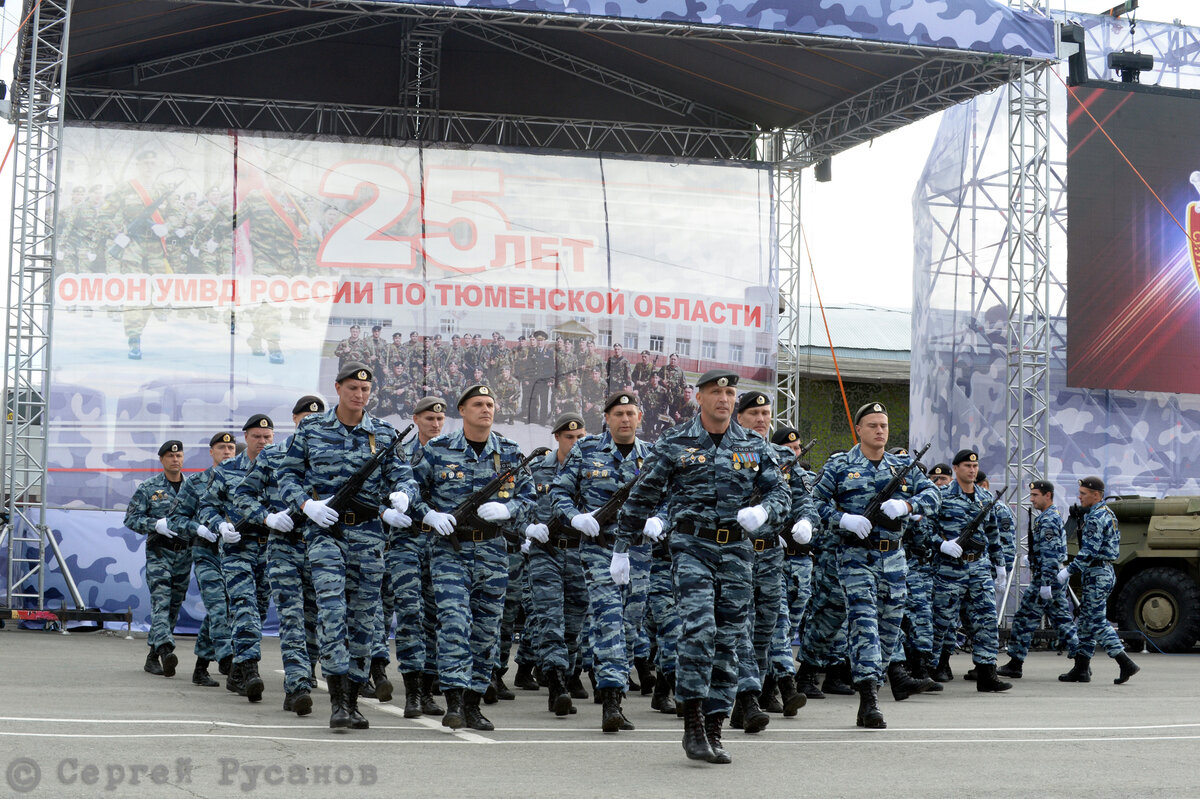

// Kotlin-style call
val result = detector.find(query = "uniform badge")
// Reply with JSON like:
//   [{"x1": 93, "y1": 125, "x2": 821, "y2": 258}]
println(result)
[
  {"x1": 601, "y1": 470, "x2": 609, "y2": 477},
  {"x1": 456, "y1": 472, "x2": 464, "y2": 479},
  {"x1": 698, "y1": 455, "x2": 706, "y2": 463}
]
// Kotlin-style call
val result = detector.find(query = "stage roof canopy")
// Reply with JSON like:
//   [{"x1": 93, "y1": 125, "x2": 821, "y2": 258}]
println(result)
[{"x1": 54, "y1": 0, "x2": 1055, "y2": 162}]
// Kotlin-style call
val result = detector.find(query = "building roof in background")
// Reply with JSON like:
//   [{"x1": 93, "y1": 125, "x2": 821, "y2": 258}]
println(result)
[{"x1": 792, "y1": 305, "x2": 911, "y2": 383}]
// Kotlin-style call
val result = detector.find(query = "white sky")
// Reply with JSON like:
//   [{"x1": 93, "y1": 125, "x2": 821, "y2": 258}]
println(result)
[{"x1": 0, "y1": 1, "x2": 1196, "y2": 313}]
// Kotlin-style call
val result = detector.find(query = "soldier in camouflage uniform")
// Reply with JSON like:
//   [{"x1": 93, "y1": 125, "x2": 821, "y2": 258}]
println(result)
[
  {"x1": 378, "y1": 362, "x2": 416, "y2": 419},
  {"x1": 162, "y1": 192, "x2": 196, "y2": 276},
  {"x1": 486, "y1": 333, "x2": 513, "y2": 382},
  {"x1": 553, "y1": 372, "x2": 583, "y2": 418},
  {"x1": 605, "y1": 344, "x2": 632, "y2": 394},
  {"x1": 493, "y1": 365, "x2": 522, "y2": 424},
  {"x1": 198, "y1": 415, "x2": 277, "y2": 703},
  {"x1": 631, "y1": 351, "x2": 656, "y2": 396},
  {"x1": 810, "y1": 403, "x2": 941, "y2": 728},
  {"x1": 552, "y1": 392, "x2": 652, "y2": 734},
  {"x1": 639, "y1": 373, "x2": 670, "y2": 439},
  {"x1": 232, "y1": 396, "x2": 328, "y2": 717},
  {"x1": 124, "y1": 440, "x2": 192, "y2": 679},
  {"x1": 581, "y1": 339, "x2": 604, "y2": 377},
  {"x1": 58, "y1": 185, "x2": 101, "y2": 273},
  {"x1": 900, "y1": 487, "x2": 943, "y2": 686},
  {"x1": 239, "y1": 172, "x2": 304, "y2": 363},
  {"x1": 335, "y1": 325, "x2": 365, "y2": 371},
  {"x1": 526, "y1": 332, "x2": 555, "y2": 425},
  {"x1": 619, "y1": 370, "x2": 790, "y2": 764},
  {"x1": 1055, "y1": 477, "x2": 1140, "y2": 685},
  {"x1": 977, "y1": 471, "x2": 1017, "y2": 572},
  {"x1": 384, "y1": 332, "x2": 405, "y2": 373},
  {"x1": 411, "y1": 384, "x2": 536, "y2": 731},
  {"x1": 276, "y1": 363, "x2": 418, "y2": 730},
  {"x1": 361, "y1": 325, "x2": 388, "y2": 380},
  {"x1": 580, "y1": 367, "x2": 607, "y2": 434},
  {"x1": 191, "y1": 186, "x2": 233, "y2": 279},
  {"x1": 794, "y1": 504, "x2": 852, "y2": 699}
]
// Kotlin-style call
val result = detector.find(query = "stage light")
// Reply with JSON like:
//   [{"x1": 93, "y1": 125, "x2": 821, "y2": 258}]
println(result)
[
  {"x1": 815, "y1": 158, "x2": 831, "y2": 183},
  {"x1": 1108, "y1": 50, "x2": 1153, "y2": 83},
  {"x1": 1060, "y1": 24, "x2": 1087, "y2": 87}
]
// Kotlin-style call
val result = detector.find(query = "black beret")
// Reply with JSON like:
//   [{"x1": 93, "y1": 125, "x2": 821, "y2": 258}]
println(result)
[
  {"x1": 853, "y1": 402, "x2": 887, "y2": 425},
  {"x1": 736, "y1": 391, "x2": 771, "y2": 414},
  {"x1": 291, "y1": 395, "x2": 325, "y2": 415},
  {"x1": 641, "y1": 350, "x2": 651, "y2": 356},
  {"x1": 1030, "y1": 479, "x2": 1054, "y2": 494},
  {"x1": 392, "y1": 332, "x2": 403, "y2": 338},
  {"x1": 929, "y1": 463, "x2": 952, "y2": 477},
  {"x1": 604, "y1": 392, "x2": 638, "y2": 412},
  {"x1": 770, "y1": 427, "x2": 799, "y2": 446},
  {"x1": 414, "y1": 396, "x2": 447, "y2": 415},
  {"x1": 697, "y1": 369, "x2": 739, "y2": 389},
  {"x1": 1079, "y1": 476, "x2": 1105, "y2": 492},
  {"x1": 458, "y1": 384, "x2": 493, "y2": 407},
  {"x1": 242, "y1": 414, "x2": 274, "y2": 431},
  {"x1": 157, "y1": 440, "x2": 183, "y2": 456},
  {"x1": 952, "y1": 449, "x2": 978, "y2": 466},
  {"x1": 552, "y1": 412, "x2": 585, "y2": 434},
  {"x1": 887, "y1": 446, "x2": 908, "y2": 456},
  {"x1": 209, "y1": 432, "x2": 235, "y2": 447},
  {"x1": 371, "y1": 324, "x2": 382, "y2": 333},
  {"x1": 533, "y1": 330, "x2": 548, "y2": 340},
  {"x1": 976, "y1": 471, "x2": 988, "y2": 484},
  {"x1": 336, "y1": 361, "x2": 373, "y2": 383}
]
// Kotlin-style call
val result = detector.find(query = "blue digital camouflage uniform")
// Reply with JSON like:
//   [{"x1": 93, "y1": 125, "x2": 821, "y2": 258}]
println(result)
[
  {"x1": 646, "y1": 539, "x2": 680, "y2": 678},
  {"x1": 1006, "y1": 504, "x2": 1079, "y2": 660},
  {"x1": 995, "y1": 500, "x2": 1017, "y2": 570},
  {"x1": 930, "y1": 481, "x2": 1004, "y2": 666},
  {"x1": 168, "y1": 467, "x2": 231, "y2": 663},
  {"x1": 623, "y1": 538, "x2": 653, "y2": 670},
  {"x1": 767, "y1": 462, "x2": 820, "y2": 678},
  {"x1": 901, "y1": 514, "x2": 939, "y2": 662},
  {"x1": 233, "y1": 440, "x2": 321, "y2": 693},
  {"x1": 198, "y1": 452, "x2": 269, "y2": 666},
  {"x1": 527, "y1": 449, "x2": 588, "y2": 674},
  {"x1": 125, "y1": 473, "x2": 191, "y2": 655},
  {"x1": 1068, "y1": 501, "x2": 1124, "y2": 658},
  {"x1": 618, "y1": 417, "x2": 790, "y2": 715},
  {"x1": 551, "y1": 431, "x2": 652, "y2": 690},
  {"x1": 499, "y1": 541, "x2": 537, "y2": 675},
  {"x1": 795, "y1": 528, "x2": 848, "y2": 668},
  {"x1": 277, "y1": 408, "x2": 417, "y2": 685},
  {"x1": 411, "y1": 429, "x2": 535, "y2": 695},
  {"x1": 811, "y1": 446, "x2": 941, "y2": 684}
]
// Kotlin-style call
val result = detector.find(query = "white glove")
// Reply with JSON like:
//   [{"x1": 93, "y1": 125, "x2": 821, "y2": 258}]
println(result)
[
  {"x1": 609, "y1": 552, "x2": 631, "y2": 585},
  {"x1": 881, "y1": 499, "x2": 910, "y2": 520},
  {"x1": 571, "y1": 512, "x2": 601, "y2": 538},
  {"x1": 939, "y1": 539, "x2": 963, "y2": 558},
  {"x1": 303, "y1": 497, "x2": 338, "y2": 528},
  {"x1": 1020, "y1": 554, "x2": 1030, "y2": 568},
  {"x1": 791, "y1": 518, "x2": 813, "y2": 545},
  {"x1": 477, "y1": 502, "x2": 511, "y2": 522},
  {"x1": 219, "y1": 522, "x2": 240, "y2": 544},
  {"x1": 1057, "y1": 566, "x2": 1070, "y2": 585},
  {"x1": 389, "y1": 491, "x2": 410, "y2": 513},
  {"x1": 205, "y1": 238, "x2": 218, "y2": 253},
  {"x1": 151, "y1": 223, "x2": 169, "y2": 238},
  {"x1": 113, "y1": 233, "x2": 130, "y2": 249},
  {"x1": 86, "y1": 251, "x2": 97, "y2": 262},
  {"x1": 196, "y1": 524, "x2": 217, "y2": 543},
  {"x1": 174, "y1": 227, "x2": 188, "y2": 238},
  {"x1": 382, "y1": 508, "x2": 412, "y2": 529},
  {"x1": 520, "y1": 539, "x2": 531, "y2": 555},
  {"x1": 839, "y1": 513, "x2": 872, "y2": 539},
  {"x1": 154, "y1": 518, "x2": 176, "y2": 538},
  {"x1": 1039, "y1": 585, "x2": 1053, "y2": 601},
  {"x1": 995, "y1": 565, "x2": 1007, "y2": 586},
  {"x1": 524, "y1": 523, "x2": 550, "y2": 543},
  {"x1": 423, "y1": 510, "x2": 457, "y2": 537},
  {"x1": 737, "y1": 504, "x2": 769, "y2": 533},
  {"x1": 265, "y1": 511, "x2": 294, "y2": 533},
  {"x1": 642, "y1": 517, "x2": 665, "y2": 542}
]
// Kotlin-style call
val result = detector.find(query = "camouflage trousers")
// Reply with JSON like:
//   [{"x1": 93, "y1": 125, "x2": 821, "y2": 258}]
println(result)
[
  {"x1": 381, "y1": 531, "x2": 437, "y2": 674},
  {"x1": 146, "y1": 542, "x2": 192, "y2": 652},
  {"x1": 646, "y1": 553, "x2": 679, "y2": 675},
  {"x1": 736, "y1": 545, "x2": 785, "y2": 692},
  {"x1": 307, "y1": 525, "x2": 385, "y2": 683},
  {"x1": 837, "y1": 544, "x2": 907, "y2": 685},
  {"x1": 769, "y1": 553, "x2": 813, "y2": 675},
  {"x1": 430, "y1": 536, "x2": 508, "y2": 694},
  {"x1": 796, "y1": 548, "x2": 848, "y2": 668},
  {"x1": 267, "y1": 533, "x2": 319, "y2": 692},
  {"x1": 1076, "y1": 563, "x2": 1124, "y2": 658},
  {"x1": 221, "y1": 537, "x2": 269, "y2": 663},
  {"x1": 526, "y1": 543, "x2": 589, "y2": 673},
  {"x1": 672, "y1": 534, "x2": 752, "y2": 717},
  {"x1": 931, "y1": 557, "x2": 1000, "y2": 665},
  {"x1": 580, "y1": 541, "x2": 629, "y2": 689},
  {"x1": 902, "y1": 560, "x2": 936, "y2": 660},
  {"x1": 624, "y1": 542, "x2": 652, "y2": 663},
  {"x1": 499, "y1": 549, "x2": 537, "y2": 670},
  {"x1": 191, "y1": 541, "x2": 232, "y2": 662},
  {"x1": 114, "y1": 242, "x2": 167, "y2": 339},
  {"x1": 1007, "y1": 580, "x2": 1080, "y2": 660}
]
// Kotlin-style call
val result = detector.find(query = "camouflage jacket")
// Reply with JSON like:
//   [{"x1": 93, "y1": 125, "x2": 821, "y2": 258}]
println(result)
[
  {"x1": 811, "y1": 444, "x2": 942, "y2": 544},
  {"x1": 168, "y1": 466, "x2": 221, "y2": 537},
  {"x1": 1030, "y1": 504, "x2": 1068, "y2": 586},
  {"x1": 1069, "y1": 501, "x2": 1120, "y2": 573},
  {"x1": 773, "y1": 442, "x2": 819, "y2": 530},
  {"x1": 994, "y1": 499, "x2": 1017, "y2": 569},
  {"x1": 530, "y1": 449, "x2": 568, "y2": 527},
  {"x1": 232, "y1": 441, "x2": 292, "y2": 527},
  {"x1": 551, "y1": 432, "x2": 652, "y2": 544},
  {"x1": 930, "y1": 481, "x2": 1002, "y2": 570},
  {"x1": 198, "y1": 452, "x2": 260, "y2": 532},
  {"x1": 125, "y1": 472, "x2": 185, "y2": 538}
]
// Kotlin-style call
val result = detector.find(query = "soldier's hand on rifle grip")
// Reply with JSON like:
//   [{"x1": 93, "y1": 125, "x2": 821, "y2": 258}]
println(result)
[
  {"x1": 1056, "y1": 566, "x2": 1070, "y2": 585},
  {"x1": 219, "y1": 522, "x2": 240, "y2": 544},
  {"x1": 791, "y1": 518, "x2": 813, "y2": 545},
  {"x1": 382, "y1": 508, "x2": 411, "y2": 529},
  {"x1": 840, "y1": 513, "x2": 872, "y2": 539},
  {"x1": 881, "y1": 499, "x2": 910, "y2": 520},
  {"x1": 572, "y1": 513, "x2": 601, "y2": 538},
  {"x1": 641, "y1": 517, "x2": 665, "y2": 542},
  {"x1": 737, "y1": 505, "x2": 768, "y2": 533},
  {"x1": 389, "y1": 491, "x2": 410, "y2": 513},
  {"x1": 609, "y1": 552, "x2": 631, "y2": 586},
  {"x1": 477, "y1": 502, "x2": 511, "y2": 522},
  {"x1": 196, "y1": 525, "x2": 217, "y2": 543},
  {"x1": 939, "y1": 538, "x2": 963, "y2": 558},
  {"x1": 265, "y1": 511, "x2": 294, "y2": 533},
  {"x1": 1039, "y1": 585, "x2": 1053, "y2": 601},
  {"x1": 303, "y1": 497, "x2": 338, "y2": 528},
  {"x1": 424, "y1": 510, "x2": 457, "y2": 537},
  {"x1": 524, "y1": 523, "x2": 550, "y2": 543}
]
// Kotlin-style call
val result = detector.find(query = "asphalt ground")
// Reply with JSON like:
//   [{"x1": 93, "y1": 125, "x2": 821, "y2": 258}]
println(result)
[{"x1": 0, "y1": 627, "x2": 1194, "y2": 799}]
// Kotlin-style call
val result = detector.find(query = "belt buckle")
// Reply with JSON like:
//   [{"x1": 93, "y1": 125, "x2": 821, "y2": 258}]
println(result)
[
  {"x1": 753, "y1": 538, "x2": 765, "y2": 552},
  {"x1": 557, "y1": 538, "x2": 570, "y2": 549},
  {"x1": 345, "y1": 511, "x2": 356, "y2": 526},
  {"x1": 716, "y1": 528, "x2": 730, "y2": 545},
  {"x1": 472, "y1": 529, "x2": 484, "y2": 543},
  {"x1": 878, "y1": 539, "x2": 892, "y2": 553}
]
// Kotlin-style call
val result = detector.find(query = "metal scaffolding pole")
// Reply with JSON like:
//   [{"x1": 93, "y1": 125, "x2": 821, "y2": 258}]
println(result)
[{"x1": 768, "y1": 131, "x2": 803, "y2": 430}]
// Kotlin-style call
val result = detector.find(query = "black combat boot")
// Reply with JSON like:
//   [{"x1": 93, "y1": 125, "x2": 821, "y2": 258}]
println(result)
[
  {"x1": 1059, "y1": 654, "x2": 1092, "y2": 683},
  {"x1": 737, "y1": 691, "x2": 770, "y2": 734},
  {"x1": 996, "y1": 656, "x2": 1024, "y2": 679},
  {"x1": 546, "y1": 668, "x2": 572, "y2": 717},
  {"x1": 910, "y1": 655, "x2": 943, "y2": 691},
  {"x1": 327, "y1": 674, "x2": 351, "y2": 730},
  {"x1": 419, "y1": 673, "x2": 444, "y2": 716},
  {"x1": 192, "y1": 658, "x2": 218, "y2": 687},
  {"x1": 975, "y1": 662, "x2": 1013, "y2": 692},
  {"x1": 931, "y1": 650, "x2": 954, "y2": 683},
  {"x1": 777, "y1": 674, "x2": 807, "y2": 716},
  {"x1": 463, "y1": 690, "x2": 495, "y2": 731},
  {"x1": 218, "y1": 655, "x2": 232, "y2": 676},
  {"x1": 760, "y1": 675, "x2": 784, "y2": 713},
  {"x1": 887, "y1": 660, "x2": 937, "y2": 701},
  {"x1": 600, "y1": 687, "x2": 624, "y2": 733},
  {"x1": 242, "y1": 660, "x2": 265, "y2": 702},
  {"x1": 568, "y1": 669, "x2": 589, "y2": 700},
  {"x1": 347, "y1": 680, "x2": 370, "y2": 729},
  {"x1": 514, "y1": 662, "x2": 540, "y2": 691},
  {"x1": 651, "y1": 670, "x2": 677, "y2": 714},
  {"x1": 703, "y1": 714, "x2": 732, "y2": 764},
  {"x1": 144, "y1": 649, "x2": 163, "y2": 676},
  {"x1": 963, "y1": 666, "x2": 978, "y2": 681},
  {"x1": 855, "y1": 681, "x2": 886, "y2": 729},
  {"x1": 822, "y1": 661, "x2": 855, "y2": 696},
  {"x1": 226, "y1": 661, "x2": 247, "y2": 696},
  {"x1": 402, "y1": 672, "x2": 422, "y2": 718},
  {"x1": 493, "y1": 667, "x2": 516, "y2": 700},
  {"x1": 284, "y1": 687, "x2": 312, "y2": 716},
  {"x1": 796, "y1": 662, "x2": 825, "y2": 699},
  {"x1": 369, "y1": 658, "x2": 393, "y2": 703},
  {"x1": 681, "y1": 699, "x2": 715, "y2": 762},
  {"x1": 441, "y1": 688, "x2": 465, "y2": 729},
  {"x1": 1114, "y1": 652, "x2": 1140, "y2": 684},
  {"x1": 157, "y1": 644, "x2": 178, "y2": 678},
  {"x1": 634, "y1": 657, "x2": 656, "y2": 696}
]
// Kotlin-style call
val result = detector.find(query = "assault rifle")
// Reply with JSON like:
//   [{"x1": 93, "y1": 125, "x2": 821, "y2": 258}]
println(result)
[
  {"x1": 449, "y1": 446, "x2": 550, "y2": 551},
  {"x1": 544, "y1": 468, "x2": 649, "y2": 553},
  {"x1": 107, "y1": 181, "x2": 182, "y2": 260},
  {"x1": 861, "y1": 443, "x2": 931, "y2": 532},
  {"x1": 955, "y1": 486, "x2": 1009, "y2": 555},
  {"x1": 749, "y1": 437, "x2": 817, "y2": 505}
]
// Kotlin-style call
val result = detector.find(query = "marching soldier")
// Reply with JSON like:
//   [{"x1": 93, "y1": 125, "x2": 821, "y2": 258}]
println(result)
[
  {"x1": 927, "y1": 463, "x2": 952, "y2": 487},
  {"x1": 125, "y1": 440, "x2": 192, "y2": 678}
]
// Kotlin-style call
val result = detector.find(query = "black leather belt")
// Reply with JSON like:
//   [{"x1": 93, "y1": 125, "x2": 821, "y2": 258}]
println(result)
[
  {"x1": 962, "y1": 551, "x2": 983, "y2": 563},
  {"x1": 150, "y1": 535, "x2": 191, "y2": 553},
  {"x1": 339, "y1": 498, "x2": 379, "y2": 527},
  {"x1": 421, "y1": 523, "x2": 503, "y2": 543},
  {"x1": 845, "y1": 537, "x2": 900, "y2": 552},
  {"x1": 1078, "y1": 557, "x2": 1113, "y2": 568},
  {"x1": 554, "y1": 531, "x2": 583, "y2": 549},
  {"x1": 785, "y1": 542, "x2": 813, "y2": 558},
  {"x1": 676, "y1": 519, "x2": 745, "y2": 545},
  {"x1": 752, "y1": 536, "x2": 780, "y2": 552},
  {"x1": 194, "y1": 537, "x2": 219, "y2": 554}
]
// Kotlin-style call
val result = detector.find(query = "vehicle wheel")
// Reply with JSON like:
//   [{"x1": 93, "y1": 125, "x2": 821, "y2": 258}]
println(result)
[{"x1": 1116, "y1": 567, "x2": 1200, "y2": 652}]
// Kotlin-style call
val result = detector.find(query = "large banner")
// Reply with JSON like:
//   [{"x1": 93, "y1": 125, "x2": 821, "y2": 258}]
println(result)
[{"x1": 35, "y1": 126, "x2": 776, "y2": 625}]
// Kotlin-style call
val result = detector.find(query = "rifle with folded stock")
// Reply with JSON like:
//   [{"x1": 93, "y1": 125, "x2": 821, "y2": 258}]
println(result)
[
  {"x1": 861, "y1": 442, "x2": 931, "y2": 532},
  {"x1": 748, "y1": 437, "x2": 817, "y2": 506},
  {"x1": 954, "y1": 486, "x2": 1008, "y2": 555},
  {"x1": 449, "y1": 446, "x2": 550, "y2": 552},
  {"x1": 543, "y1": 469, "x2": 648, "y2": 554}
]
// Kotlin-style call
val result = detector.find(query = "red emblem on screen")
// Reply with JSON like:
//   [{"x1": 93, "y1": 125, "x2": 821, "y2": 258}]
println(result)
[{"x1": 1189, "y1": 172, "x2": 1200, "y2": 291}]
